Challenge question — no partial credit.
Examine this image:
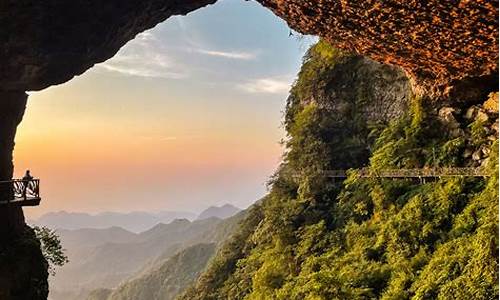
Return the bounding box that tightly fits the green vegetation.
[80,209,248,300]
[179,41,498,299]
[106,243,216,300]
[33,226,68,275]
[181,204,265,300]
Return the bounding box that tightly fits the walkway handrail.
[0,179,40,202]
[0,179,40,184]
[295,167,490,178]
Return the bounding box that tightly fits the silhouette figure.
[22,170,33,200]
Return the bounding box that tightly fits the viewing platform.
[0,179,40,206]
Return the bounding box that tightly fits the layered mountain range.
[46,205,242,300]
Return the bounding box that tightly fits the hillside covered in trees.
[177,41,499,300]
[46,210,242,300]
[80,211,247,300]
[87,243,216,300]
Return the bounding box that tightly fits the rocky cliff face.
[0,92,48,300]
[260,0,498,98]
[284,43,412,170]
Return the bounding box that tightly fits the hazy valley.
[38,205,241,300]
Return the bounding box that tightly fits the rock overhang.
[0,0,498,96]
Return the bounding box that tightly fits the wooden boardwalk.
[305,167,491,178]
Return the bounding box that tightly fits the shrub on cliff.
[33,226,68,276]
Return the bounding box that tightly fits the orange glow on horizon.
[15,80,286,218]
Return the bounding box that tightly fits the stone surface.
[0,91,28,237]
[481,157,491,167]
[484,92,499,112]
[0,92,45,300]
[472,149,483,161]
[450,128,465,138]
[0,0,497,96]
[463,148,472,158]
[465,106,479,119]
[259,0,498,99]
[438,107,460,129]
[481,144,491,156]
[492,120,499,133]
[288,54,412,170]
[477,110,490,122]
[452,97,500,167]
[312,55,411,124]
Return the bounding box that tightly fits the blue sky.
[97,0,313,90]
[17,0,316,217]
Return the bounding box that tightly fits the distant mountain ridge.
[48,207,247,300]
[196,204,241,220]
[31,210,197,233]
[56,227,137,249]
[50,217,223,300]
[35,204,244,300]
[100,243,217,300]
[87,210,249,300]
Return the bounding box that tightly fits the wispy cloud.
[95,27,258,79]
[98,54,188,79]
[95,32,188,79]
[173,17,258,61]
[237,76,293,94]
[195,49,257,60]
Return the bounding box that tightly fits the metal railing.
[0,179,40,204]
[297,167,490,178]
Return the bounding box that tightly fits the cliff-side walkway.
[322,167,490,178]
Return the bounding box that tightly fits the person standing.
[22,170,33,200]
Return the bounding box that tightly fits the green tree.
[33,226,68,275]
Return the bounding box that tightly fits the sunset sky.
[15,0,315,218]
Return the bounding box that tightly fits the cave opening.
[14,0,315,222]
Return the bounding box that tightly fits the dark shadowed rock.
[0,227,48,300]
[0,0,217,91]
[0,91,27,236]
